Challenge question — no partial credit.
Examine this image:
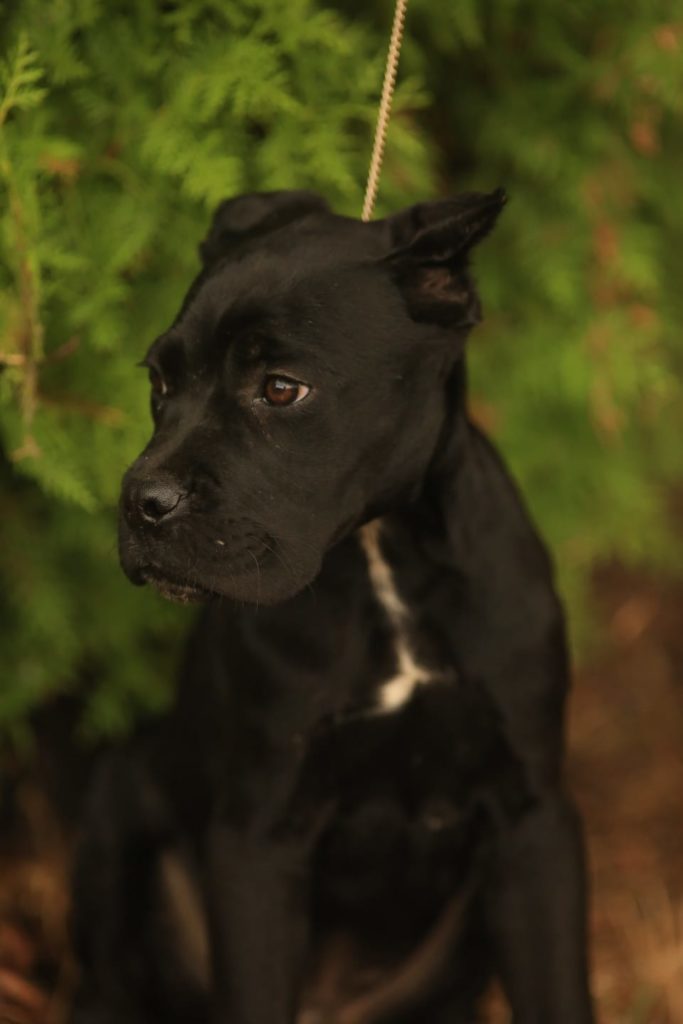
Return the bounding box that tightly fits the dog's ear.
[380,189,506,328]
[199,190,331,267]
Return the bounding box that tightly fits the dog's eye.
[148,367,167,397]
[261,376,310,407]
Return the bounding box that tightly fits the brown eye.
[262,375,310,407]
[148,366,167,396]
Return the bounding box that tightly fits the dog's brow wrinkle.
[359,520,438,713]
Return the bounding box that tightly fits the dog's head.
[119,188,505,604]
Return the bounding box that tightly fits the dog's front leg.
[485,790,593,1024]
[430,422,594,1020]
[204,821,311,1024]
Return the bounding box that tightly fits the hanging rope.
[361,0,409,222]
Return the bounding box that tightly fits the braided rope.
[361,0,409,222]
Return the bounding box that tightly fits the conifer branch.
[0,35,46,429]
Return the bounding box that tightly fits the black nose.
[127,477,188,526]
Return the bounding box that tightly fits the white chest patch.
[358,520,436,712]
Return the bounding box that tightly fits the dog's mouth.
[139,566,215,604]
[119,523,318,607]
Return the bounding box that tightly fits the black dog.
[72,190,593,1023]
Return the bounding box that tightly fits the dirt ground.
[568,565,683,1023]
[1,564,682,1023]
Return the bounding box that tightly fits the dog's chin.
[119,531,322,607]
[125,560,318,608]
[140,567,215,605]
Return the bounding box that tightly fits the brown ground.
[569,565,683,1023]
[1,564,682,1023]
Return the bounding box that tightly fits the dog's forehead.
[157,219,399,362]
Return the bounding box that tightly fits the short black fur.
[72,190,594,1024]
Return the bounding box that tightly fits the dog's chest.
[357,518,453,714]
[308,520,528,924]
[311,675,510,936]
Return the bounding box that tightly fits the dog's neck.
[355,372,563,715]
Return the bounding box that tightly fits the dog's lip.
[139,565,215,604]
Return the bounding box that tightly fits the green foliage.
[0,0,435,739]
[0,1,681,737]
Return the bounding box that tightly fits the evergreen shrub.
[0,1,680,739]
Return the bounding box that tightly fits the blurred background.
[0,1,681,1020]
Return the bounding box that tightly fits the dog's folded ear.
[380,189,507,329]
[200,190,331,267]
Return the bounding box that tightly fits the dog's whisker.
[247,548,262,609]
[262,539,295,587]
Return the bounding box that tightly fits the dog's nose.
[129,478,188,526]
